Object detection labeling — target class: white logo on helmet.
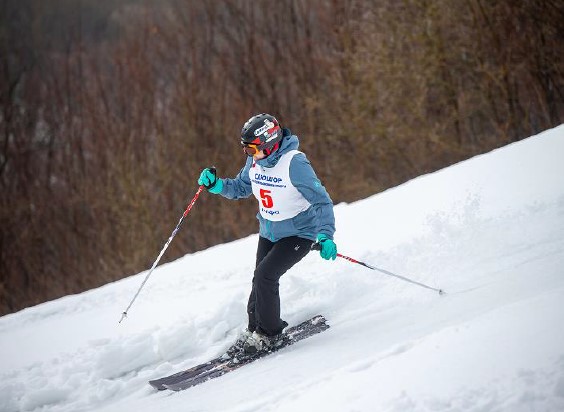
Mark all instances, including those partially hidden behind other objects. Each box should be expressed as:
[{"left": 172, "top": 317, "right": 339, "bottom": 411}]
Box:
[{"left": 254, "top": 119, "right": 275, "bottom": 137}]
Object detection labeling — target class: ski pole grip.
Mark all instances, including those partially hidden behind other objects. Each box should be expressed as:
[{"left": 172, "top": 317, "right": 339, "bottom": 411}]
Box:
[
  {"left": 204, "top": 166, "right": 217, "bottom": 190},
  {"left": 311, "top": 242, "right": 321, "bottom": 251}
]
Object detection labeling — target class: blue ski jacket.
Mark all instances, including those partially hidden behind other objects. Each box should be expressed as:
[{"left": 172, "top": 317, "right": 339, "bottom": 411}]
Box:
[{"left": 218, "top": 129, "right": 336, "bottom": 242}]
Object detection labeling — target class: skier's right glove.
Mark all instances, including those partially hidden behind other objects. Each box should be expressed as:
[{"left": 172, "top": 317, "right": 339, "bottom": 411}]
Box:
[{"left": 198, "top": 167, "right": 223, "bottom": 194}]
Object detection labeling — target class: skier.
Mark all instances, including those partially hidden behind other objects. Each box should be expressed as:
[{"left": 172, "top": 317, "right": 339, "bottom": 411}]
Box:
[{"left": 198, "top": 113, "right": 337, "bottom": 355}]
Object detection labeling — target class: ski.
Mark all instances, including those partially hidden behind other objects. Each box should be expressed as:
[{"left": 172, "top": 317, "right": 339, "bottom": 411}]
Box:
[
  {"left": 149, "top": 315, "right": 329, "bottom": 391},
  {"left": 148, "top": 357, "right": 226, "bottom": 391}
]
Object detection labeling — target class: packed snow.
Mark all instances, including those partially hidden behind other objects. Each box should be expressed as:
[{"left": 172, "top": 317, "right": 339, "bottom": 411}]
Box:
[{"left": 1, "top": 125, "right": 564, "bottom": 412}]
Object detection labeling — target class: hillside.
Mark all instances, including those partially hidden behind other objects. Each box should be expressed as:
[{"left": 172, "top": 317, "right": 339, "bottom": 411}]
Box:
[{"left": 1, "top": 125, "right": 563, "bottom": 411}]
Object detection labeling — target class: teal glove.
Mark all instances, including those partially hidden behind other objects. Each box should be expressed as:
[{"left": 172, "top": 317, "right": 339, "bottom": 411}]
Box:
[
  {"left": 316, "top": 233, "right": 337, "bottom": 260},
  {"left": 198, "top": 168, "right": 223, "bottom": 194}
]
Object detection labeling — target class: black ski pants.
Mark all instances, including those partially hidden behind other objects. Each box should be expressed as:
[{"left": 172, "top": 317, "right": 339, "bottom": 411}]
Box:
[{"left": 247, "top": 236, "right": 312, "bottom": 336}]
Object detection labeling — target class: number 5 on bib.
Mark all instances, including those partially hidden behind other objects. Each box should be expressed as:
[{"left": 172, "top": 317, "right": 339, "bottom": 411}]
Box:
[{"left": 260, "top": 189, "right": 273, "bottom": 208}]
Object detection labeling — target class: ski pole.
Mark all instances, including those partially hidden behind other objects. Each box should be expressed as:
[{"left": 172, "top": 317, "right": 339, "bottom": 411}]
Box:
[
  {"left": 119, "top": 184, "right": 205, "bottom": 323},
  {"left": 311, "top": 243, "right": 445, "bottom": 295}
]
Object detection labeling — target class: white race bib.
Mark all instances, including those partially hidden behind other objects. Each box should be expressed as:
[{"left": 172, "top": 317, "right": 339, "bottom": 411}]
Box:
[{"left": 249, "top": 150, "right": 311, "bottom": 221}]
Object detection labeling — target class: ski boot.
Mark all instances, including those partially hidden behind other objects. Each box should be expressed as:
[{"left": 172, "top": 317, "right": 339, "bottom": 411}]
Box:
[
  {"left": 223, "top": 328, "right": 254, "bottom": 359},
  {"left": 242, "top": 322, "right": 290, "bottom": 355}
]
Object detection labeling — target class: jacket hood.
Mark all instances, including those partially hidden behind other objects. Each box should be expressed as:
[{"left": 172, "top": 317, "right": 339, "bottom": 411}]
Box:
[{"left": 256, "top": 128, "right": 299, "bottom": 168}]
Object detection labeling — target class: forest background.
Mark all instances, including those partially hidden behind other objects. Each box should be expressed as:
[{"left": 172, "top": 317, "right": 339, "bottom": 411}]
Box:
[{"left": 1, "top": 0, "right": 562, "bottom": 315}]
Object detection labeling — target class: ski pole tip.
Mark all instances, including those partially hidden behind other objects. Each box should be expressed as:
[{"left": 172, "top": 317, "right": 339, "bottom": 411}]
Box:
[
  {"left": 118, "top": 311, "right": 128, "bottom": 324},
  {"left": 438, "top": 289, "right": 446, "bottom": 296}
]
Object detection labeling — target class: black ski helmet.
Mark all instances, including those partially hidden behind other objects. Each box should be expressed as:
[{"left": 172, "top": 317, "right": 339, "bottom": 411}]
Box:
[{"left": 241, "top": 113, "right": 283, "bottom": 151}]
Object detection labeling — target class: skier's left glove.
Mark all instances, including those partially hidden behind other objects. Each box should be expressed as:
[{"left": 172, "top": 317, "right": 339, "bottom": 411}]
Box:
[
  {"left": 316, "top": 233, "right": 337, "bottom": 260},
  {"left": 198, "top": 167, "right": 223, "bottom": 194}
]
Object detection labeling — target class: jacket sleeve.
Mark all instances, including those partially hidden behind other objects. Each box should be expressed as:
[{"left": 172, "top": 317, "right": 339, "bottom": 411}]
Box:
[
  {"left": 218, "top": 157, "right": 253, "bottom": 200},
  {"left": 289, "top": 154, "right": 336, "bottom": 239}
]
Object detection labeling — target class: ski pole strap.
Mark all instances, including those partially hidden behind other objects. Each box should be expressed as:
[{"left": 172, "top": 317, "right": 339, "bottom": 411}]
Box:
[
  {"left": 311, "top": 242, "right": 444, "bottom": 295},
  {"left": 203, "top": 167, "right": 217, "bottom": 190}
]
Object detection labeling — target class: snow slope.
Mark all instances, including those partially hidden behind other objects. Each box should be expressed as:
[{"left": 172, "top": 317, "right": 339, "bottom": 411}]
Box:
[{"left": 1, "top": 125, "right": 564, "bottom": 412}]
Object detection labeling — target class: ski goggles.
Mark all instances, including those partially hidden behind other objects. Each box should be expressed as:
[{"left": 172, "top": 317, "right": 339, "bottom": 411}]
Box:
[{"left": 241, "top": 142, "right": 261, "bottom": 156}]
